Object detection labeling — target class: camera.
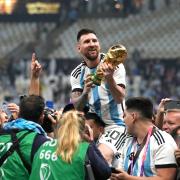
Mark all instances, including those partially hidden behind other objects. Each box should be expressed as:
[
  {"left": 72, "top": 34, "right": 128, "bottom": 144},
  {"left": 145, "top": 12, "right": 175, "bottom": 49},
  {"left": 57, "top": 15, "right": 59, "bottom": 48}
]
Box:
[
  {"left": 42, "top": 107, "right": 56, "bottom": 133},
  {"left": 44, "top": 107, "right": 56, "bottom": 120}
]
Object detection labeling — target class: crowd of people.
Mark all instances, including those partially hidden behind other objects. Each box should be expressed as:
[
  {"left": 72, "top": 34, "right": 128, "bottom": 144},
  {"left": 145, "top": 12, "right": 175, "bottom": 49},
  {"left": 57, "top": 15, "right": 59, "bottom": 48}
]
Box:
[
  {"left": 1, "top": 50, "right": 179, "bottom": 111},
  {"left": 0, "top": 0, "right": 178, "bottom": 109},
  {"left": 59, "top": 0, "right": 173, "bottom": 23},
  {"left": 126, "top": 54, "right": 180, "bottom": 109},
  {"left": 0, "top": 28, "right": 179, "bottom": 180}
]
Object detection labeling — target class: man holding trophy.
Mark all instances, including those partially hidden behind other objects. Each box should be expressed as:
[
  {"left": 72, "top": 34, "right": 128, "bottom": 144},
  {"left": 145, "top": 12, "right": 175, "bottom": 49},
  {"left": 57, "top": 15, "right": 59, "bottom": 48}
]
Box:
[{"left": 70, "top": 28, "right": 127, "bottom": 166}]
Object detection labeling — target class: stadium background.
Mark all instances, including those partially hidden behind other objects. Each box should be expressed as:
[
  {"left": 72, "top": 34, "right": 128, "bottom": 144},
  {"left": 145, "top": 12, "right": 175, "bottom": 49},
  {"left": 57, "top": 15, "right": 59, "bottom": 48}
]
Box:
[{"left": 0, "top": 0, "right": 179, "bottom": 110}]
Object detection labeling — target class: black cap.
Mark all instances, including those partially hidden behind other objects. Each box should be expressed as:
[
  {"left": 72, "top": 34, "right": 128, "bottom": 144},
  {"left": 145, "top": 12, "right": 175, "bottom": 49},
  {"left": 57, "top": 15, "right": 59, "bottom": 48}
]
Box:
[
  {"left": 84, "top": 112, "right": 105, "bottom": 127},
  {"left": 62, "top": 103, "right": 75, "bottom": 114}
]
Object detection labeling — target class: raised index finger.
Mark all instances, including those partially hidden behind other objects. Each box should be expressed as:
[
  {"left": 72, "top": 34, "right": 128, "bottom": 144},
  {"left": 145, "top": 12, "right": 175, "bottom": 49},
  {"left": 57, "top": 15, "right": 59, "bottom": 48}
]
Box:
[{"left": 32, "top": 53, "right": 36, "bottom": 63}]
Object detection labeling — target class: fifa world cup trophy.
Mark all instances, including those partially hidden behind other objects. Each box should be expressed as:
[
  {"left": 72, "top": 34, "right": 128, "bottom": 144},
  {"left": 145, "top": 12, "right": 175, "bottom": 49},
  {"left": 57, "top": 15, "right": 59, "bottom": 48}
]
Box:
[{"left": 91, "top": 44, "right": 127, "bottom": 85}]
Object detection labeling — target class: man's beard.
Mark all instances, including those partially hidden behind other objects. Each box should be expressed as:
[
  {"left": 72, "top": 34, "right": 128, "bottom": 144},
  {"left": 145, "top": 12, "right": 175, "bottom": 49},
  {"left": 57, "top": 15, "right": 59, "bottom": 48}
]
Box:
[
  {"left": 85, "top": 55, "right": 98, "bottom": 61},
  {"left": 84, "top": 50, "right": 99, "bottom": 61}
]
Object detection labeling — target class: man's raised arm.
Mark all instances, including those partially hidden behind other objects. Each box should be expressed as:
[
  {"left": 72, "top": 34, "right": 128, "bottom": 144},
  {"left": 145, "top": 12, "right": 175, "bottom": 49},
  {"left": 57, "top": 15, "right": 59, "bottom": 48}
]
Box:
[{"left": 29, "top": 53, "right": 42, "bottom": 95}]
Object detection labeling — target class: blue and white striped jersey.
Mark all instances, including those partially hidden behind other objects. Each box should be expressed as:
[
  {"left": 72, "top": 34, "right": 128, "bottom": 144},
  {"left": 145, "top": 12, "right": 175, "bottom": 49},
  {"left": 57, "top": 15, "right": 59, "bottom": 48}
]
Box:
[
  {"left": 118, "top": 128, "right": 177, "bottom": 177},
  {"left": 70, "top": 53, "right": 126, "bottom": 126}
]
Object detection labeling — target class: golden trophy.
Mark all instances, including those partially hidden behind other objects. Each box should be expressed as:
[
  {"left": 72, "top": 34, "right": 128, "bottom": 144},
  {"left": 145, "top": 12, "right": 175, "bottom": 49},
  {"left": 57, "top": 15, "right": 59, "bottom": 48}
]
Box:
[{"left": 91, "top": 44, "right": 127, "bottom": 85}]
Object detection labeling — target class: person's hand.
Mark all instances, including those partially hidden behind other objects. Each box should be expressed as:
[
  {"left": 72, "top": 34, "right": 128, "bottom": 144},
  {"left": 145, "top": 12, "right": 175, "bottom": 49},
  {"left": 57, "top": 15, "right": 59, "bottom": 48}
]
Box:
[
  {"left": 7, "top": 103, "right": 19, "bottom": 119},
  {"left": 83, "top": 124, "right": 94, "bottom": 142},
  {"left": 175, "top": 149, "right": 180, "bottom": 166},
  {"left": 0, "top": 109, "right": 8, "bottom": 126},
  {"left": 157, "top": 98, "right": 171, "bottom": 113},
  {"left": 54, "top": 108, "right": 63, "bottom": 122},
  {"left": 110, "top": 168, "right": 129, "bottom": 180},
  {"left": 100, "top": 62, "right": 114, "bottom": 81},
  {"left": 47, "top": 114, "right": 57, "bottom": 125},
  {"left": 83, "top": 74, "right": 94, "bottom": 95},
  {"left": 31, "top": 53, "right": 42, "bottom": 78}
]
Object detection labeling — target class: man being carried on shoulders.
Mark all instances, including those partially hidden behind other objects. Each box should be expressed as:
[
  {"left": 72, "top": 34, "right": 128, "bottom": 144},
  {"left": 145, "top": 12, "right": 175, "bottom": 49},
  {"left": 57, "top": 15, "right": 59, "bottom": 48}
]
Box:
[{"left": 70, "top": 28, "right": 127, "bottom": 165}]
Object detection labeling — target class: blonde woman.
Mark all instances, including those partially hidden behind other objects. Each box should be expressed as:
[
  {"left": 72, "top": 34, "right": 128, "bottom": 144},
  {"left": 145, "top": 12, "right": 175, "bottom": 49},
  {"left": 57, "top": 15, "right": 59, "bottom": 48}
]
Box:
[{"left": 30, "top": 110, "right": 111, "bottom": 180}]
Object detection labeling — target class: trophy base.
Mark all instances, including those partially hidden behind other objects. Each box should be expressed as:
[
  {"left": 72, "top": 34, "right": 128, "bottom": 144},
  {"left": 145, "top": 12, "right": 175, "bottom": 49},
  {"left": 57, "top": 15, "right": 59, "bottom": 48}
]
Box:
[{"left": 91, "top": 74, "right": 102, "bottom": 86}]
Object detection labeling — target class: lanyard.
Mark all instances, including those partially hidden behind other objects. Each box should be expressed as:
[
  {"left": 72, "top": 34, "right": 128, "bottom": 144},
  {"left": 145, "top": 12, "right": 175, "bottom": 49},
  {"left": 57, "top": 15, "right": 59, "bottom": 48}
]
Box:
[{"left": 129, "top": 126, "right": 153, "bottom": 176}]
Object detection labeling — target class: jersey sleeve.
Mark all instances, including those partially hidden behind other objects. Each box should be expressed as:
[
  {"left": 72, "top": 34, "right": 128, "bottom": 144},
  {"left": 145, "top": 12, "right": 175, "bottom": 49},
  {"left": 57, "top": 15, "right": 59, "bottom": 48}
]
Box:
[
  {"left": 70, "top": 64, "right": 83, "bottom": 91},
  {"left": 154, "top": 133, "right": 177, "bottom": 168},
  {"left": 113, "top": 63, "right": 126, "bottom": 86}
]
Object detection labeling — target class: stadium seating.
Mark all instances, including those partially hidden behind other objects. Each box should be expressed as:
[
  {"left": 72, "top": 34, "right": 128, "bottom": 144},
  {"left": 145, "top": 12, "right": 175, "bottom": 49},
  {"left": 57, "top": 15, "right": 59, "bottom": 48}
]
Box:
[{"left": 49, "top": 4, "right": 180, "bottom": 59}]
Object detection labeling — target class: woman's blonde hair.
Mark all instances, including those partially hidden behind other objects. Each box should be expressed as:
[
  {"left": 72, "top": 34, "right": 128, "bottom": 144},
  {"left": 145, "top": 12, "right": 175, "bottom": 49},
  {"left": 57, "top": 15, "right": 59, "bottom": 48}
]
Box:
[{"left": 56, "top": 110, "right": 85, "bottom": 163}]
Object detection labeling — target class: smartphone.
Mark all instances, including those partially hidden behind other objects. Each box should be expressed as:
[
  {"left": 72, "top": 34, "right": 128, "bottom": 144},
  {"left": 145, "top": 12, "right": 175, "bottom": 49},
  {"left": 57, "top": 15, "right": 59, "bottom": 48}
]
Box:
[
  {"left": 111, "top": 167, "right": 119, "bottom": 173},
  {"left": 164, "top": 100, "right": 180, "bottom": 111},
  {"left": 1, "top": 102, "right": 12, "bottom": 119}
]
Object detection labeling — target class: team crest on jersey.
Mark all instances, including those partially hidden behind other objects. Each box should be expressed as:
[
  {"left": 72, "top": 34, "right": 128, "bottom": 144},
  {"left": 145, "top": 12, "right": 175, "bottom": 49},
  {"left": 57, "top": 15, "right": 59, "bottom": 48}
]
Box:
[
  {"left": 0, "top": 168, "right": 4, "bottom": 179},
  {"left": 40, "top": 163, "right": 51, "bottom": 180}
]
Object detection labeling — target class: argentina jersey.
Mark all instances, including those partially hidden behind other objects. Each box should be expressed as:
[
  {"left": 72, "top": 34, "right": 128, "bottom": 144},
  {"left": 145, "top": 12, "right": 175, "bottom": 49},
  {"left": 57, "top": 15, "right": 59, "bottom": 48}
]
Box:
[
  {"left": 70, "top": 53, "right": 126, "bottom": 126},
  {"left": 120, "top": 128, "right": 177, "bottom": 177}
]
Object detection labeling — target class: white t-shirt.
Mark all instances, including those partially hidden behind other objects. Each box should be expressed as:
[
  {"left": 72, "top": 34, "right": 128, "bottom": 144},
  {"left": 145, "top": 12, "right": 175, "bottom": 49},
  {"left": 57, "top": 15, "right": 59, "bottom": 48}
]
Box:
[
  {"left": 70, "top": 53, "right": 126, "bottom": 126},
  {"left": 118, "top": 128, "right": 177, "bottom": 176}
]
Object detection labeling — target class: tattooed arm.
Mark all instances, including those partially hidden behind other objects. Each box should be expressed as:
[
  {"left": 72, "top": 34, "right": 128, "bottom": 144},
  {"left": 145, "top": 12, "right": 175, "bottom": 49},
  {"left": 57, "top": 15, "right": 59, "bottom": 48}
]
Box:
[{"left": 71, "top": 74, "right": 93, "bottom": 111}]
